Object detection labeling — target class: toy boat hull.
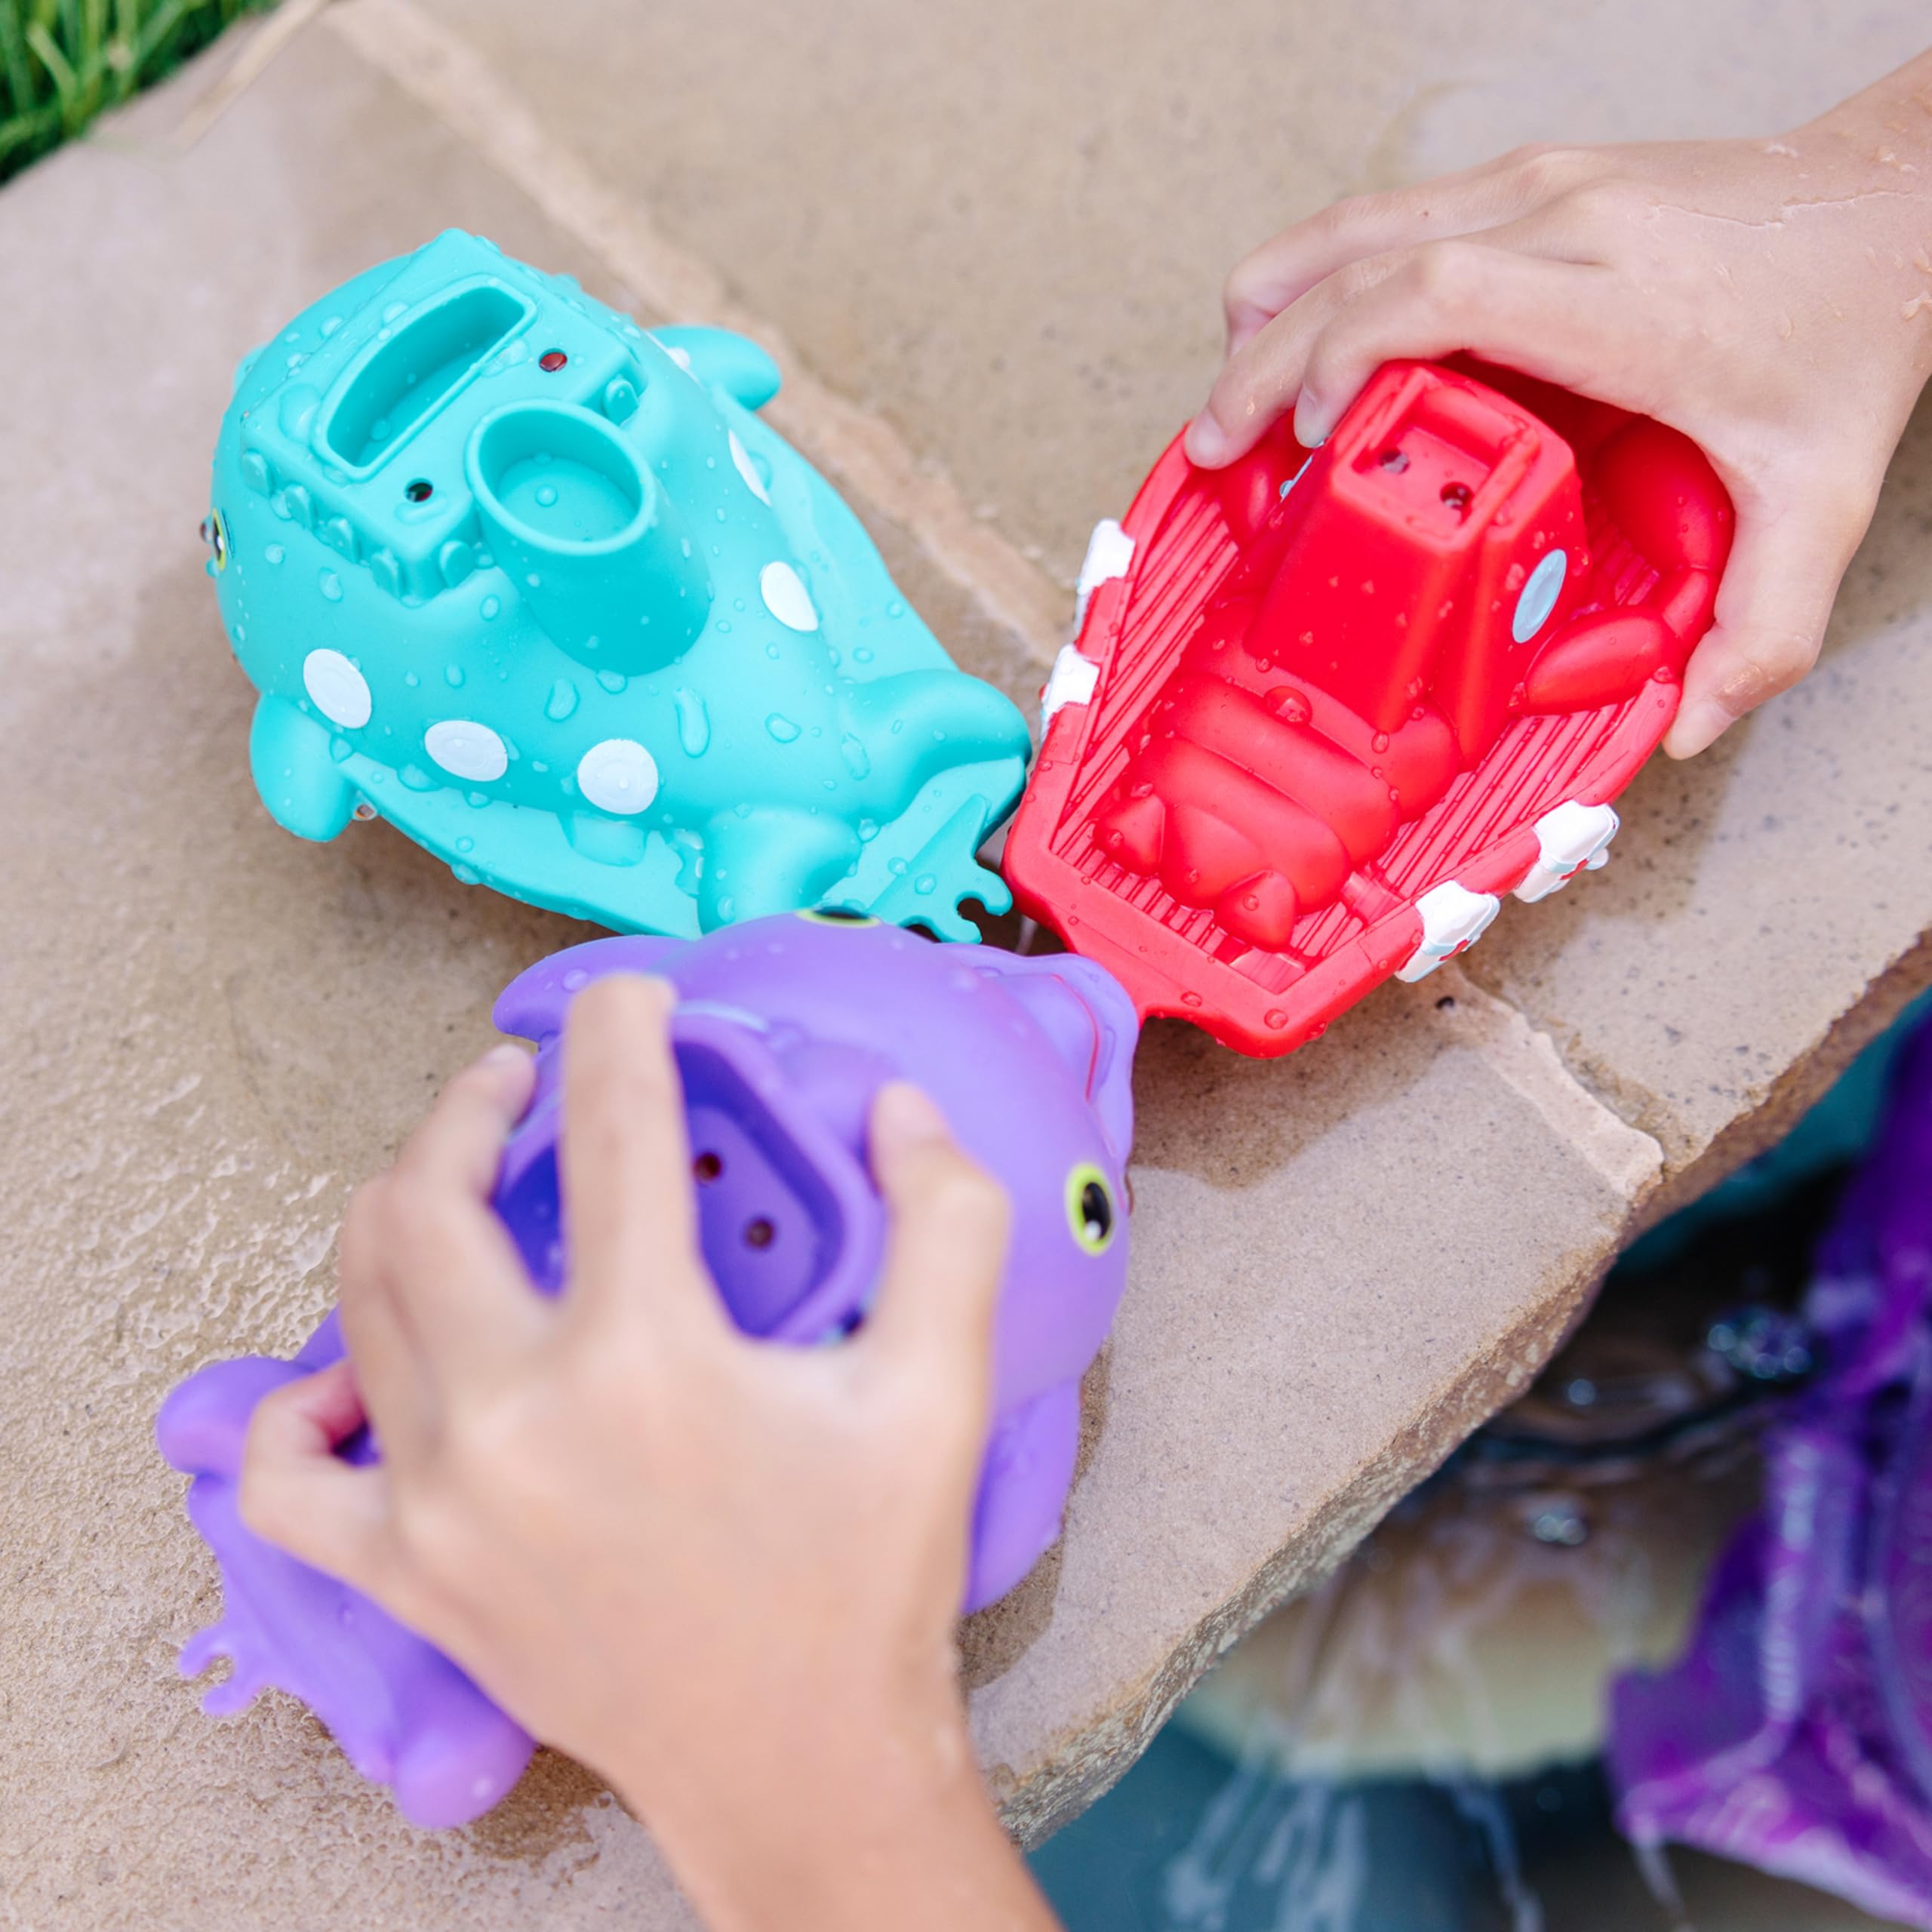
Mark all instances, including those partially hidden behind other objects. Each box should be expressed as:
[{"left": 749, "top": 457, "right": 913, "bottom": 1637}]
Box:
[{"left": 1005, "top": 361, "right": 1733, "bottom": 1055}]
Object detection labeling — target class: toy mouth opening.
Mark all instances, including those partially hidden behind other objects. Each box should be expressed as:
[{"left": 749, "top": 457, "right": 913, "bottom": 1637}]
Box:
[
  {"left": 321, "top": 280, "right": 534, "bottom": 475},
  {"left": 494, "top": 1014, "right": 882, "bottom": 1342}
]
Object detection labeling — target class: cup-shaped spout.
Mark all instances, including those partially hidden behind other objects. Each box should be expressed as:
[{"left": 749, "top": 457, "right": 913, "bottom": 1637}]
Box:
[{"left": 466, "top": 399, "right": 709, "bottom": 673}]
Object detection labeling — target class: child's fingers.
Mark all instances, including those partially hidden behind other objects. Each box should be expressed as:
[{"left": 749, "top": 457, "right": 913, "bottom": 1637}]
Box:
[
  {"left": 1190, "top": 238, "right": 1617, "bottom": 468},
  {"left": 859, "top": 1084, "right": 1009, "bottom": 1417},
  {"left": 392, "top": 1044, "right": 535, "bottom": 1201},
  {"left": 238, "top": 1360, "right": 391, "bottom": 1591},
  {"left": 1222, "top": 148, "right": 1586, "bottom": 354},
  {"left": 334, "top": 1174, "right": 436, "bottom": 1469},
  {"left": 1663, "top": 495, "right": 1869, "bottom": 757},
  {"left": 368, "top": 1046, "right": 549, "bottom": 1381},
  {"left": 1287, "top": 248, "right": 1635, "bottom": 447},
  {"left": 558, "top": 976, "right": 718, "bottom": 1339}
]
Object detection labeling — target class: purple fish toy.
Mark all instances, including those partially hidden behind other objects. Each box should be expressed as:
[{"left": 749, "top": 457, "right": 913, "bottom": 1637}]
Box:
[
  {"left": 158, "top": 913, "right": 1138, "bottom": 1828},
  {"left": 1611, "top": 1010, "right": 1932, "bottom": 1925}
]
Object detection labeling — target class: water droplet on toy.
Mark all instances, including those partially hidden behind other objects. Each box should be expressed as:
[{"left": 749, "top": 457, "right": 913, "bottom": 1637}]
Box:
[
  {"left": 445, "top": 665, "right": 465, "bottom": 688},
  {"left": 452, "top": 863, "right": 480, "bottom": 884},
  {"left": 456, "top": 836, "right": 475, "bottom": 854},
  {"left": 765, "top": 713, "right": 801, "bottom": 743},
  {"left": 318, "top": 570, "right": 343, "bottom": 601},
  {"left": 913, "top": 874, "right": 938, "bottom": 896},
  {"left": 596, "top": 669, "right": 626, "bottom": 694},
  {"left": 1372, "top": 732, "right": 1390, "bottom": 752},
  {"left": 716, "top": 896, "right": 736, "bottom": 921},
  {"left": 404, "top": 671, "right": 420, "bottom": 688},
  {"left": 888, "top": 857, "right": 909, "bottom": 876},
  {"left": 480, "top": 595, "right": 501, "bottom": 620},
  {"left": 857, "top": 818, "right": 878, "bottom": 841},
  {"left": 886, "top": 599, "right": 905, "bottom": 619},
  {"left": 1181, "top": 991, "right": 1203, "bottom": 1008},
  {"left": 764, "top": 642, "right": 781, "bottom": 660},
  {"left": 1264, "top": 1009, "right": 1288, "bottom": 1029},
  {"left": 562, "top": 968, "right": 589, "bottom": 992},
  {"left": 264, "top": 543, "right": 285, "bottom": 565},
  {"left": 675, "top": 688, "right": 710, "bottom": 756},
  {"left": 838, "top": 734, "right": 870, "bottom": 781},
  {"left": 328, "top": 737, "right": 352, "bottom": 764},
  {"left": 539, "top": 679, "right": 578, "bottom": 722}
]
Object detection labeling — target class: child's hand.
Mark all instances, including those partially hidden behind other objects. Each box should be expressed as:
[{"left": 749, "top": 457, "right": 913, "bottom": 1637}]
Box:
[
  {"left": 238, "top": 977, "right": 1057, "bottom": 1932},
  {"left": 1186, "top": 51, "right": 1932, "bottom": 758}
]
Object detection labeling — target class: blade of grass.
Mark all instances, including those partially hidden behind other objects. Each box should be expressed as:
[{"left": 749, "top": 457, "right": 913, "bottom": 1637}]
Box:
[
  {"left": 0, "top": 10, "right": 38, "bottom": 118},
  {"left": 0, "top": 98, "right": 60, "bottom": 157},
  {"left": 131, "top": 0, "right": 190, "bottom": 66},
  {"left": 108, "top": 0, "right": 140, "bottom": 100},
  {"left": 23, "top": 20, "right": 80, "bottom": 131}
]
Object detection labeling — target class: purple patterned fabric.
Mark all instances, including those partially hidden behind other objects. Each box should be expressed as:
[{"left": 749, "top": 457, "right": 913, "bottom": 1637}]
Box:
[
  {"left": 1611, "top": 1012, "right": 1932, "bottom": 1923},
  {"left": 158, "top": 916, "right": 1138, "bottom": 1826}
]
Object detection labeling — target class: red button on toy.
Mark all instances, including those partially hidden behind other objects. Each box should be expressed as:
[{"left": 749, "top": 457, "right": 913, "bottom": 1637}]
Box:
[{"left": 1004, "top": 359, "right": 1734, "bottom": 1057}]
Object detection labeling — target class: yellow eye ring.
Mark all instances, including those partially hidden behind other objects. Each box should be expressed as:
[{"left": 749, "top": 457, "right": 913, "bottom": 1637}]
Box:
[
  {"left": 1064, "top": 1162, "right": 1118, "bottom": 1255},
  {"left": 795, "top": 906, "right": 879, "bottom": 927},
  {"left": 202, "top": 508, "right": 230, "bottom": 572}
]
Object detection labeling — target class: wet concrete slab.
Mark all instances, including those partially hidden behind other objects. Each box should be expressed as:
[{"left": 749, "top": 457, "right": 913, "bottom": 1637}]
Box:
[{"left": 5, "top": 2, "right": 1931, "bottom": 1924}]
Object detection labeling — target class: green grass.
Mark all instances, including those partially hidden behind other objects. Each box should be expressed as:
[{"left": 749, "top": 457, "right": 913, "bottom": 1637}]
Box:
[{"left": 0, "top": 0, "right": 278, "bottom": 183}]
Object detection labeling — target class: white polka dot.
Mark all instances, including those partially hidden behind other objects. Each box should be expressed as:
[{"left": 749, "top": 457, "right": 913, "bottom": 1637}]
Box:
[
  {"left": 728, "top": 430, "right": 771, "bottom": 505},
  {"left": 759, "top": 560, "right": 818, "bottom": 632},
  {"left": 303, "top": 649, "right": 371, "bottom": 728},
  {"left": 425, "top": 719, "right": 508, "bottom": 783},
  {"left": 1512, "top": 548, "right": 1568, "bottom": 643},
  {"left": 577, "top": 738, "right": 660, "bottom": 815}
]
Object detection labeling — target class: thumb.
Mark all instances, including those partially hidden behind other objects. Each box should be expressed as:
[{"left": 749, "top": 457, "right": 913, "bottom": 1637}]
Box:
[
  {"left": 858, "top": 1084, "right": 1010, "bottom": 1403},
  {"left": 1664, "top": 494, "right": 1868, "bottom": 758}
]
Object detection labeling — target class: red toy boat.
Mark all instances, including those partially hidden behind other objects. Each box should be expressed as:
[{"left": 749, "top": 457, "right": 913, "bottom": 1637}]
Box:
[{"left": 1004, "top": 359, "right": 1734, "bottom": 1056}]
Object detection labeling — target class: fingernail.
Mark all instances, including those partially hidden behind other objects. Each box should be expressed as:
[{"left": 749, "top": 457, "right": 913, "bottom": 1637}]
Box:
[
  {"left": 1292, "top": 392, "right": 1331, "bottom": 450},
  {"left": 1184, "top": 413, "right": 1231, "bottom": 467},
  {"left": 481, "top": 1043, "right": 529, "bottom": 1073},
  {"left": 873, "top": 1081, "right": 949, "bottom": 1145},
  {"left": 1665, "top": 697, "right": 1730, "bottom": 759}
]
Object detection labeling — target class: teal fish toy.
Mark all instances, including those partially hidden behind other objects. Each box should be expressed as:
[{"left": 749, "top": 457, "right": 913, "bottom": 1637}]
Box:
[{"left": 206, "top": 230, "right": 1030, "bottom": 939}]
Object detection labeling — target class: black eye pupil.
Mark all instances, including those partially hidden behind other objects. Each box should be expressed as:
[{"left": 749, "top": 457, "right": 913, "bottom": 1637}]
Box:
[
  {"left": 813, "top": 906, "right": 867, "bottom": 921},
  {"left": 1080, "top": 1180, "right": 1112, "bottom": 1243}
]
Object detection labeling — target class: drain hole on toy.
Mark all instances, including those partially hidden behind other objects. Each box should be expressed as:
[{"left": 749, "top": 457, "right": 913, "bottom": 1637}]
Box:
[{"left": 323, "top": 281, "right": 531, "bottom": 472}]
